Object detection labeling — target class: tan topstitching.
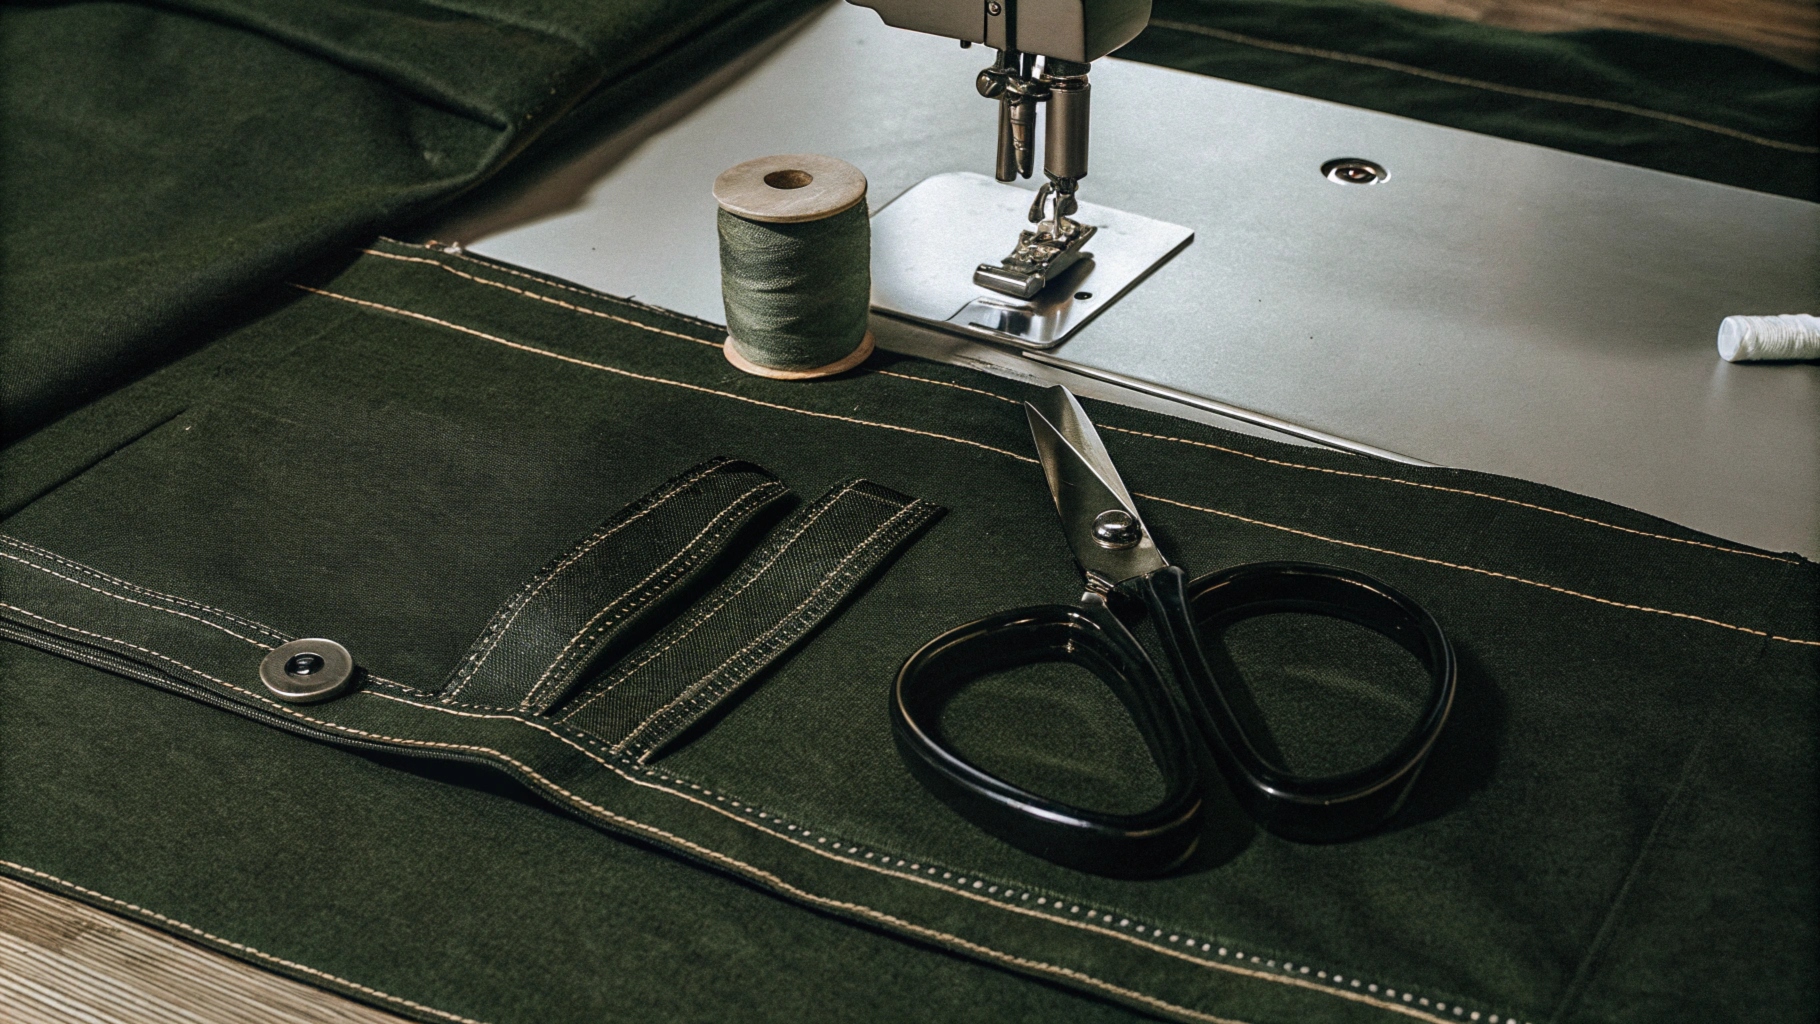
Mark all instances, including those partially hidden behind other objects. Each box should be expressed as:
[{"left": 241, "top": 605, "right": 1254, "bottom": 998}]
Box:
[
  {"left": 294, "top": 283, "right": 1817, "bottom": 649},
  {"left": 618, "top": 497, "right": 926, "bottom": 754},
  {"left": 290, "top": 284, "right": 1037, "bottom": 466},
  {"left": 0, "top": 547, "right": 1490, "bottom": 1024},
  {"left": 0, "top": 599, "right": 1250, "bottom": 1024},
  {"left": 361, "top": 249, "right": 721, "bottom": 346},
  {"left": 1100, "top": 424, "right": 1794, "bottom": 562},
  {"left": 451, "top": 464, "right": 743, "bottom": 695},
  {"left": 0, "top": 550, "right": 276, "bottom": 652},
  {"left": 520, "top": 480, "right": 785, "bottom": 710},
  {"left": 0, "top": 536, "right": 292, "bottom": 641},
  {"left": 374, "top": 248, "right": 1794, "bottom": 566},
  {"left": 1136, "top": 490, "right": 1820, "bottom": 648},
  {"left": 875, "top": 371, "right": 1791, "bottom": 563},
  {"left": 563, "top": 482, "right": 860, "bottom": 729},
  {"left": 428, "top": 242, "right": 731, "bottom": 334}
]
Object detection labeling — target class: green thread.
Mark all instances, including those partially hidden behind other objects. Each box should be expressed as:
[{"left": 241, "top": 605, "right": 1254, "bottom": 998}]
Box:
[{"left": 717, "top": 202, "right": 871, "bottom": 371}]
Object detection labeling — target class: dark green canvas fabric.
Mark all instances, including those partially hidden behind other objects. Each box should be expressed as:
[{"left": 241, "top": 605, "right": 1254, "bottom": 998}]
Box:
[
  {"left": 0, "top": 0, "right": 821, "bottom": 440},
  {"left": 3, "top": 3, "right": 1816, "bottom": 1022},
  {"left": 1116, "top": 0, "right": 1819, "bottom": 200},
  {"left": 0, "top": 241, "right": 1813, "bottom": 1023}
]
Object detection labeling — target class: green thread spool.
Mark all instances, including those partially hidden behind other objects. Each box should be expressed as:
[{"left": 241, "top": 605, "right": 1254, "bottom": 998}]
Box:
[{"left": 713, "top": 154, "right": 874, "bottom": 379}]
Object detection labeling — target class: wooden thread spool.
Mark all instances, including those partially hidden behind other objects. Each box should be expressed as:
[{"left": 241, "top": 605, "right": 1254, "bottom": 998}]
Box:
[{"left": 713, "top": 154, "right": 874, "bottom": 379}]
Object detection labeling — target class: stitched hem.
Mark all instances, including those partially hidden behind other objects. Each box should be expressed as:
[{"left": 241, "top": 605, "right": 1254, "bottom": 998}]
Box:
[
  {"left": 522, "top": 478, "right": 785, "bottom": 711},
  {"left": 282, "top": 283, "right": 1820, "bottom": 649},
  {"left": 561, "top": 481, "right": 859, "bottom": 725},
  {"left": 375, "top": 242, "right": 1801, "bottom": 567},
  {"left": 620, "top": 494, "right": 937, "bottom": 757},
  {"left": 0, "top": 543, "right": 1534, "bottom": 1024}
]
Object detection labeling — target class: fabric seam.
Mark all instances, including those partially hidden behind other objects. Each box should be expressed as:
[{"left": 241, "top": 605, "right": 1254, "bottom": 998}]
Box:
[
  {"left": 447, "top": 459, "right": 735, "bottom": 695},
  {"left": 622, "top": 494, "right": 939, "bottom": 752},
  {"left": 0, "top": 559, "right": 1527, "bottom": 1024},
  {"left": 282, "top": 284, "right": 1820, "bottom": 648},
  {"left": 0, "top": 601, "right": 1257, "bottom": 1024},
  {"left": 361, "top": 249, "right": 720, "bottom": 346},
  {"left": 519, "top": 478, "right": 785, "bottom": 710},
  {"left": 561, "top": 481, "right": 860, "bottom": 725}
]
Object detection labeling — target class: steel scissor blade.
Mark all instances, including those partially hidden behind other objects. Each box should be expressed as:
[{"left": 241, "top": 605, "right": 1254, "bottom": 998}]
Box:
[{"left": 1025, "top": 386, "right": 1168, "bottom": 588}]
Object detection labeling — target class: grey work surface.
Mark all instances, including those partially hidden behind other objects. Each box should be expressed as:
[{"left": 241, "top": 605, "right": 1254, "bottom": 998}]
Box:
[{"left": 462, "top": 2, "right": 1820, "bottom": 557}]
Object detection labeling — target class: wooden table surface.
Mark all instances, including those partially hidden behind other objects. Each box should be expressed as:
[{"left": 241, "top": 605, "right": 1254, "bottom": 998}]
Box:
[{"left": 0, "top": 876, "right": 410, "bottom": 1024}]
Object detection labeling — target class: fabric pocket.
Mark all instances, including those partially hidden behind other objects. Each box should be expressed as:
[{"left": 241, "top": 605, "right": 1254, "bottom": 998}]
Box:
[{"left": 438, "top": 458, "right": 790, "bottom": 713}]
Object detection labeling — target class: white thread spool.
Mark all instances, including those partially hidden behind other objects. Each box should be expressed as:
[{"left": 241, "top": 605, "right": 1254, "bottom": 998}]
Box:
[{"left": 1716, "top": 314, "right": 1820, "bottom": 362}]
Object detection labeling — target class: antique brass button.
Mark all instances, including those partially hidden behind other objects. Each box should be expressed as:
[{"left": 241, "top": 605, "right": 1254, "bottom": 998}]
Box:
[{"left": 260, "top": 638, "right": 357, "bottom": 703}]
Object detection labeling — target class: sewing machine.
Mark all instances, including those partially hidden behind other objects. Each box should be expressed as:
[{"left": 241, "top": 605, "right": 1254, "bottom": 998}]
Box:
[
  {"left": 462, "top": 3, "right": 1817, "bottom": 557},
  {"left": 851, "top": 0, "right": 1195, "bottom": 348}
]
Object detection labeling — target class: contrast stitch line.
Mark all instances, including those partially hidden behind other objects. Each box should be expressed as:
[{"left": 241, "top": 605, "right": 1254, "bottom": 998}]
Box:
[
  {"left": 618, "top": 496, "right": 923, "bottom": 753},
  {"left": 362, "top": 690, "right": 1472, "bottom": 1024},
  {"left": 1098, "top": 425, "right": 1795, "bottom": 563},
  {"left": 876, "top": 370, "right": 1021, "bottom": 404},
  {"left": 0, "top": 603, "right": 1245, "bottom": 1024},
  {"left": 1147, "top": 19, "right": 1820, "bottom": 154},
  {"left": 562, "top": 482, "right": 860, "bottom": 726},
  {"left": 1136, "top": 491, "right": 1820, "bottom": 648},
  {"left": 289, "top": 285, "right": 1036, "bottom": 465},
  {"left": 332, "top": 704, "right": 1243, "bottom": 1024},
  {"left": 0, "top": 862, "right": 492, "bottom": 1024},
  {"left": 355, "top": 241, "right": 1798, "bottom": 572},
  {"left": 452, "top": 464, "right": 716, "bottom": 694},
  {"left": 525, "top": 480, "right": 786, "bottom": 709},
  {"left": 453, "top": 464, "right": 752, "bottom": 696},
  {"left": 402, "top": 241, "right": 729, "bottom": 333},
  {"left": 0, "top": 551, "right": 276, "bottom": 651},
  {"left": 288, "top": 289, "right": 1819, "bottom": 646},
  {"left": 869, "top": 370, "right": 1791, "bottom": 564},
  {"left": 360, "top": 250, "right": 721, "bottom": 347},
  {"left": 0, "top": 536, "right": 291, "bottom": 641}
]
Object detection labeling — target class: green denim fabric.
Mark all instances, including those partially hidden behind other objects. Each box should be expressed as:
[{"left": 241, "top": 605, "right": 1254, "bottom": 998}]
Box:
[
  {"left": 1116, "top": 0, "right": 1819, "bottom": 200},
  {"left": 0, "top": 0, "right": 821, "bottom": 440},
  {"left": 1, "top": 241, "right": 1813, "bottom": 1023}
]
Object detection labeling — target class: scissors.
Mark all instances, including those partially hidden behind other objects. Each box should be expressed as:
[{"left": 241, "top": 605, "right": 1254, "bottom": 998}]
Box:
[{"left": 891, "top": 386, "right": 1456, "bottom": 877}]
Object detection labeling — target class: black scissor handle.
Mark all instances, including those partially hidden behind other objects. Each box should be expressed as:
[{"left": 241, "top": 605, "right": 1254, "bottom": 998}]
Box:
[
  {"left": 892, "top": 564, "right": 1456, "bottom": 876},
  {"left": 891, "top": 599, "right": 1206, "bottom": 878},
  {"left": 1149, "top": 562, "right": 1457, "bottom": 844}
]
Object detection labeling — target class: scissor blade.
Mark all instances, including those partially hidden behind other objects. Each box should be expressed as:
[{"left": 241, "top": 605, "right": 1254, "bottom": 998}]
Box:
[{"left": 1025, "top": 386, "right": 1168, "bottom": 588}]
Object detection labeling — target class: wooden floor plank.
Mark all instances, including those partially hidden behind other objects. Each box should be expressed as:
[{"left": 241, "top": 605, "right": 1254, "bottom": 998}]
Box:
[{"left": 0, "top": 876, "right": 419, "bottom": 1024}]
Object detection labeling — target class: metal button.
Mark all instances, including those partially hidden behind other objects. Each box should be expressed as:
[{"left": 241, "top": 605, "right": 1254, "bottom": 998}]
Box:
[{"left": 260, "top": 638, "right": 357, "bottom": 703}]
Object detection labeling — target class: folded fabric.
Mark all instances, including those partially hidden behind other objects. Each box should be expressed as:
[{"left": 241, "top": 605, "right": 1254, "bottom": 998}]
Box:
[
  {"left": 2, "top": 241, "right": 1811, "bottom": 1023},
  {"left": 0, "top": 0, "right": 821, "bottom": 440}
]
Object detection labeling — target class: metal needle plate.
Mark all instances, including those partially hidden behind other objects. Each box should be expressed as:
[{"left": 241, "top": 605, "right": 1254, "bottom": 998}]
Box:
[{"left": 869, "top": 172, "right": 1193, "bottom": 349}]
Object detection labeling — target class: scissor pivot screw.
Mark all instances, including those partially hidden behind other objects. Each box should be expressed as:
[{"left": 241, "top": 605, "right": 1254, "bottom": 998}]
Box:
[{"left": 1092, "top": 510, "right": 1142, "bottom": 549}]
